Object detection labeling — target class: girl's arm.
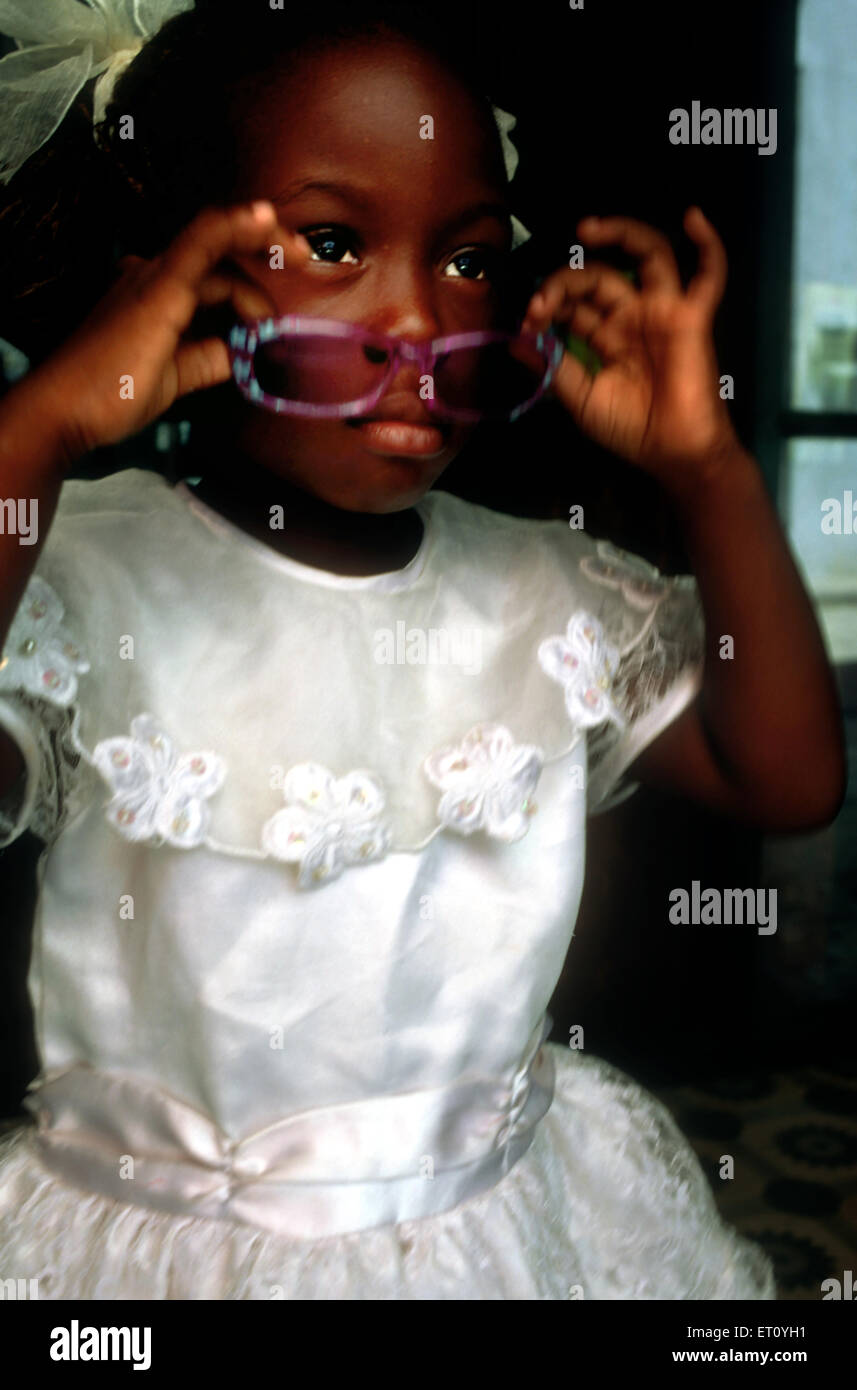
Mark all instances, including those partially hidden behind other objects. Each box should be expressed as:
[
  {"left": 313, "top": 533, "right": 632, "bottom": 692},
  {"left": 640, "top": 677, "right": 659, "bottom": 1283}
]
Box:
[
  {"left": 521, "top": 209, "right": 846, "bottom": 831},
  {"left": 0, "top": 201, "right": 304, "bottom": 799}
]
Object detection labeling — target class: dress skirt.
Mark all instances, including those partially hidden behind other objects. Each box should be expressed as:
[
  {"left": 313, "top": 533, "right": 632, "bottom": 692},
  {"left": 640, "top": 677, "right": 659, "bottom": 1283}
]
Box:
[{"left": 0, "top": 1044, "right": 776, "bottom": 1300}]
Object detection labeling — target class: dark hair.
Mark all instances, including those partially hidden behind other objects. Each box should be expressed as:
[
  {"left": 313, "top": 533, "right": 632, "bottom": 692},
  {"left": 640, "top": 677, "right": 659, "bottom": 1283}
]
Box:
[{"left": 0, "top": 0, "right": 511, "bottom": 365}]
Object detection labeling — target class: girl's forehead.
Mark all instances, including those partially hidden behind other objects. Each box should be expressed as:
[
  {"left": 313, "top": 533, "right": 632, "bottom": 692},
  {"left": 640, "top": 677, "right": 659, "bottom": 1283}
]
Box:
[{"left": 237, "top": 39, "right": 506, "bottom": 192}]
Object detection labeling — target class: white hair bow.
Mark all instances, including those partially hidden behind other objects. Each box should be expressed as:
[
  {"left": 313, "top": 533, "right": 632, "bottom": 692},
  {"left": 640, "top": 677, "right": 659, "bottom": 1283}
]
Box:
[
  {"left": 0, "top": 0, "right": 530, "bottom": 244},
  {"left": 0, "top": 0, "right": 194, "bottom": 184},
  {"left": 491, "top": 103, "right": 531, "bottom": 249}
]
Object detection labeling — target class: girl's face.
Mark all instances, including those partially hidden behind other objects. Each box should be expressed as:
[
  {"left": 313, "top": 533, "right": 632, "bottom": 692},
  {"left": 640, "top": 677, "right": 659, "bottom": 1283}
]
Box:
[{"left": 225, "top": 36, "right": 516, "bottom": 514}]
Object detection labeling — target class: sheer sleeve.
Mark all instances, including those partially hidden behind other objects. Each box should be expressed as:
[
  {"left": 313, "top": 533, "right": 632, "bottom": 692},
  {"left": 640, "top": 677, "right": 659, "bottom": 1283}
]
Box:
[
  {"left": 564, "top": 540, "right": 706, "bottom": 816},
  {"left": 0, "top": 575, "right": 89, "bottom": 849}
]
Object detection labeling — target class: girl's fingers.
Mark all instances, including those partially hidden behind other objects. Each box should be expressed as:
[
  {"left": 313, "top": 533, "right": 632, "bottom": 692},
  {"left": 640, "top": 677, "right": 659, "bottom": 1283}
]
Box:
[
  {"left": 577, "top": 215, "right": 682, "bottom": 294},
  {"left": 523, "top": 263, "right": 637, "bottom": 333},
  {"left": 548, "top": 342, "right": 598, "bottom": 415},
  {"left": 683, "top": 206, "right": 728, "bottom": 314},
  {"left": 195, "top": 270, "right": 276, "bottom": 320},
  {"left": 195, "top": 273, "right": 240, "bottom": 307},
  {"left": 564, "top": 301, "right": 630, "bottom": 361},
  {"left": 171, "top": 336, "right": 232, "bottom": 400},
  {"left": 563, "top": 301, "right": 602, "bottom": 338},
  {"left": 227, "top": 277, "right": 279, "bottom": 322},
  {"left": 155, "top": 202, "right": 308, "bottom": 329}
]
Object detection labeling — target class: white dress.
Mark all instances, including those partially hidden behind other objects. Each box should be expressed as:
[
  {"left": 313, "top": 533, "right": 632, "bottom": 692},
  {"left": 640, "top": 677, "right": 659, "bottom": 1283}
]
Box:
[{"left": 0, "top": 468, "right": 775, "bottom": 1300}]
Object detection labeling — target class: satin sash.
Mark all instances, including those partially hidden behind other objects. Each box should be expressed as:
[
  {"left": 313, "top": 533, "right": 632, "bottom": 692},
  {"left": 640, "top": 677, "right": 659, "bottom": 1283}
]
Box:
[{"left": 24, "top": 1014, "right": 556, "bottom": 1240}]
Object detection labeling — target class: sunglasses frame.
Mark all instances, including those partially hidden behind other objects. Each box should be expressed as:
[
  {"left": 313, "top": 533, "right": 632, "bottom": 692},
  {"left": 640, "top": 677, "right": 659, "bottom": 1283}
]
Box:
[{"left": 227, "top": 315, "right": 565, "bottom": 423}]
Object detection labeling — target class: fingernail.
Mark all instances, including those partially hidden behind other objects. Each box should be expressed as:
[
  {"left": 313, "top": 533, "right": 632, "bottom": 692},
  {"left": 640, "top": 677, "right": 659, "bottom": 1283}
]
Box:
[{"left": 249, "top": 200, "right": 276, "bottom": 221}]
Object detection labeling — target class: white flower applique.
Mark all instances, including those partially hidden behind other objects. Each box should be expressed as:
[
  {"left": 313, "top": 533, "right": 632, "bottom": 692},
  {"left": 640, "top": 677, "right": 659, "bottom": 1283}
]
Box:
[
  {"left": 538, "top": 612, "right": 625, "bottom": 730},
  {"left": 261, "top": 764, "right": 392, "bottom": 888},
  {"left": 92, "top": 715, "right": 225, "bottom": 848},
  {"left": 423, "top": 724, "right": 543, "bottom": 842},
  {"left": 0, "top": 575, "right": 89, "bottom": 705},
  {"left": 580, "top": 540, "right": 671, "bottom": 611}
]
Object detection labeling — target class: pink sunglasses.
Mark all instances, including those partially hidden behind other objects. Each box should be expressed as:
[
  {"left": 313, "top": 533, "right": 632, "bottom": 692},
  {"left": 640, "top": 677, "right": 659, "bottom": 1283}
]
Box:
[{"left": 228, "top": 315, "right": 565, "bottom": 423}]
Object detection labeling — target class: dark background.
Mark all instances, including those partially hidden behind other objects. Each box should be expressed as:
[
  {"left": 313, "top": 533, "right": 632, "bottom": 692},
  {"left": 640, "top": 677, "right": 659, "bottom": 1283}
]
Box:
[{"left": 0, "top": 0, "right": 853, "bottom": 1121}]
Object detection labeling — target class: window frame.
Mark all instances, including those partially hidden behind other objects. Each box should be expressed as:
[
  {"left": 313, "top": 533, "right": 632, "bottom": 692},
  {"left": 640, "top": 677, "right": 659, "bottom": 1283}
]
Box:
[{"left": 753, "top": 0, "right": 857, "bottom": 676}]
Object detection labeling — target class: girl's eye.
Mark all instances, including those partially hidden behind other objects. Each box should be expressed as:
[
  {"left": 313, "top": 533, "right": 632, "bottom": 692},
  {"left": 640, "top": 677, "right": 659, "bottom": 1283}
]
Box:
[
  {"left": 302, "top": 227, "right": 360, "bottom": 264},
  {"left": 444, "top": 248, "right": 503, "bottom": 281}
]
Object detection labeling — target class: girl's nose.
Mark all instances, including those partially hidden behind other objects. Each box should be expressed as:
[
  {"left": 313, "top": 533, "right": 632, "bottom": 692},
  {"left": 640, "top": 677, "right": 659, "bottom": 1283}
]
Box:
[
  {"left": 367, "top": 304, "right": 439, "bottom": 393},
  {"left": 364, "top": 265, "right": 442, "bottom": 345},
  {"left": 383, "top": 357, "right": 428, "bottom": 398}
]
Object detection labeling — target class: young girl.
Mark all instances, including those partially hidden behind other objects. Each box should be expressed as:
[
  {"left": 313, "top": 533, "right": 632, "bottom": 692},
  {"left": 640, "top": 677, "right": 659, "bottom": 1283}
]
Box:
[{"left": 0, "top": 0, "right": 845, "bottom": 1300}]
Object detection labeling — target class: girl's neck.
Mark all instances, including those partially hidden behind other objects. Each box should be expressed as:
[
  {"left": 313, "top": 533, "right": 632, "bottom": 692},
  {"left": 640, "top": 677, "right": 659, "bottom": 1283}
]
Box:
[{"left": 186, "top": 453, "right": 426, "bottom": 578}]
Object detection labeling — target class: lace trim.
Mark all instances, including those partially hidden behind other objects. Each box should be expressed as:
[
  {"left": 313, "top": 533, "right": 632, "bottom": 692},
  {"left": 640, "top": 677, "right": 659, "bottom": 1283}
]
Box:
[
  {"left": 0, "top": 693, "right": 86, "bottom": 846},
  {"left": 587, "top": 570, "right": 705, "bottom": 811}
]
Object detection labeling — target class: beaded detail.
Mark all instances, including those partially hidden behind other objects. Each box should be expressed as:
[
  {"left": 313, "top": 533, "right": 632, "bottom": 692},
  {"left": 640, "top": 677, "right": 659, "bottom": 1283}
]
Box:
[
  {"left": 423, "top": 723, "right": 543, "bottom": 843},
  {"left": 261, "top": 764, "right": 392, "bottom": 888},
  {"left": 1, "top": 577, "right": 662, "bottom": 881},
  {"left": 537, "top": 612, "right": 625, "bottom": 730},
  {"left": 0, "top": 575, "right": 89, "bottom": 707},
  {"left": 92, "top": 715, "right": 225, "bottom": 849}
]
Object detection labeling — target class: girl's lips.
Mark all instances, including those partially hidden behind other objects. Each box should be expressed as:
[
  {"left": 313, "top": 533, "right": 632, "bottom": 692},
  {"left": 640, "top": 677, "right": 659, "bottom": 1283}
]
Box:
[{"left": 347, "top": 419, "right": 449, "bottom": 457}]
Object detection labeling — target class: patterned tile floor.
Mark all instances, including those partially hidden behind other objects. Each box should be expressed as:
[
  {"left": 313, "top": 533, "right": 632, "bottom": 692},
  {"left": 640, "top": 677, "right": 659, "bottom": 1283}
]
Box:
[
  {"left": 652, "top": 1061, "right": 857, "bottom": 1300},
  {"left": 649, "top": 691, "right": 857, "bottom": 1302}
]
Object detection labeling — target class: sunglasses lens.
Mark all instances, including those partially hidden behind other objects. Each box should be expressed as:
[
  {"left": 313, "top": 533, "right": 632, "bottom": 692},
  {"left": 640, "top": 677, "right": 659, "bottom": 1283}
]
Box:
[
  {"left": 248, "top": 329, "right": 551, "bottom": 418},
  {"left": 254, "top": 335, "right": 392, "bottom": 407},
  {"left": 433, "top": 337, "right": 550, "bottom": 419}
]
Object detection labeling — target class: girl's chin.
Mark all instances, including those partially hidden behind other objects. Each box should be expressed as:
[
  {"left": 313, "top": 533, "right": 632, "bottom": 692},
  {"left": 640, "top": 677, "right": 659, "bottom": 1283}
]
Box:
[
  {"left": 320, "top": 460, "right": 452, "bottom": 512},
  {"left": 333, "top": 484, "right": 437, "bottom": 515},
  {"left": 366, "top": 470, "right": 450, "bottom": 511},
  {"left": 232, "top": 442, "right": 453, "bottom": 510}
]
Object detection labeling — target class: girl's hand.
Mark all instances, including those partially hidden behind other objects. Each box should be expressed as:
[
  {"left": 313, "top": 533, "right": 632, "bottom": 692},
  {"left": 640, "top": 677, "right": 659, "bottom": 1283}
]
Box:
[
  {"left": 29, "top": 202, "right": 309, "bottom": 466},
  {"left": 520, "top": 207, "right": 740, "bottom": 485}
]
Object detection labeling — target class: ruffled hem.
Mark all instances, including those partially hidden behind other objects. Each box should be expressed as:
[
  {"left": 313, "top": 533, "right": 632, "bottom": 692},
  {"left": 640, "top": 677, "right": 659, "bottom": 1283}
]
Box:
[{"left": 0, "top": 1047, "right": 776, "bottom": 1300}]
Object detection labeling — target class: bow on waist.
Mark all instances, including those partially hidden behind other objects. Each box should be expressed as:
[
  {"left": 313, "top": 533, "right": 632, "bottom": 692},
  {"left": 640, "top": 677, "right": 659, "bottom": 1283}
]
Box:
[{"left": 25, "top": 1015, "right": 555, "bottom": 1240}]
